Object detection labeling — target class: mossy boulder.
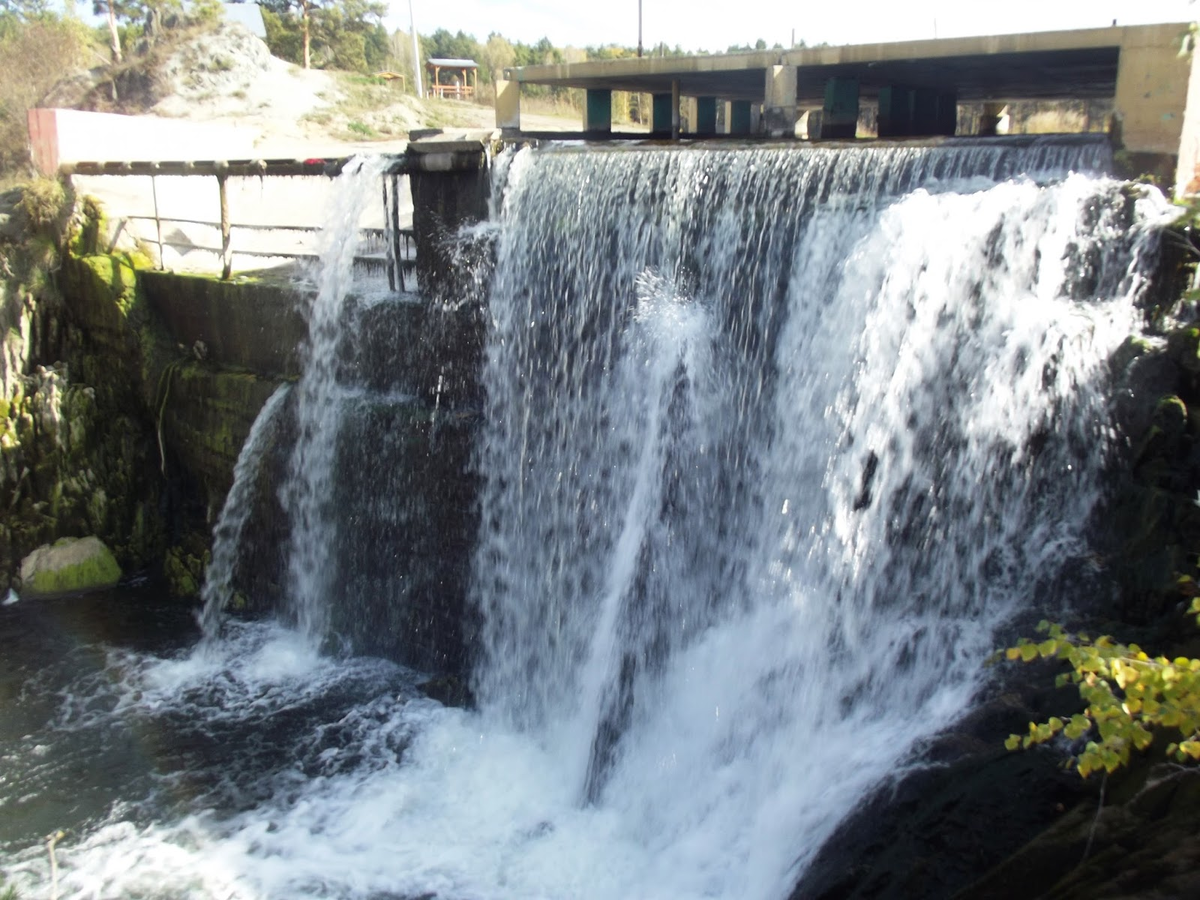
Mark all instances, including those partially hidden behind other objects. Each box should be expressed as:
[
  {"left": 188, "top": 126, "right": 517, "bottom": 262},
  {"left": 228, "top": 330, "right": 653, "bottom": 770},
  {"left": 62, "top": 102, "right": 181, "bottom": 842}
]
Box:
[{"left": 18, "top": 535, "right": 121, "bottom": 597}]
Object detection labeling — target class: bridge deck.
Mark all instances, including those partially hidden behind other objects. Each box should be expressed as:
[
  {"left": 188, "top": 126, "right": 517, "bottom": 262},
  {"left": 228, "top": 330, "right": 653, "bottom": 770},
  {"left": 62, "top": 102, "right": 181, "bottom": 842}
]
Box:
[{"left": 502, "top": 24, "right": 1181, "bottom": 104}]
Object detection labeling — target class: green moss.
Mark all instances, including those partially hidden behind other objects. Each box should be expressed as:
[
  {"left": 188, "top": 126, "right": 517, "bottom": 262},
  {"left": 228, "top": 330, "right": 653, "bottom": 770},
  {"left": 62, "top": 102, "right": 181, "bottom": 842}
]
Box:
[
  {"left": 163, "top": 544, "right": 205, "bottom": 597},
  {"left": 1154, "top": 394, "right": 1188, "bottom": 425},
  {"left": 22, "top": 537, "right": 121, "bottom": 597},
  {"left": 1110, "top": 334, "right": 1153, "bottom": 375},
  {"left": 20, "top": 177, "right": 67, "bottom": 234},
  {"left": 1167, "top": 326, "right": 1200, "bottom": 374}
]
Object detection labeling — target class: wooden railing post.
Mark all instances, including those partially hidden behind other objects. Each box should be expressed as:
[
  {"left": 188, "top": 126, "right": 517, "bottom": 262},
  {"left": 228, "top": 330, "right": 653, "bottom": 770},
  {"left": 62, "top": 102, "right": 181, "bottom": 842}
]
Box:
[{"left": 217, "top": 171, "right": 232, "bottom": 280}]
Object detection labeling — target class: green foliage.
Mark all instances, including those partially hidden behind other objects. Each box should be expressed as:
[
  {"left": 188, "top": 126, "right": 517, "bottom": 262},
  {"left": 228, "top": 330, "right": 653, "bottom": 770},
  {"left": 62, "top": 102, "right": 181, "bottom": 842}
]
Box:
[
  {"left": 259, "top": 0, "right": 386, "bottom": 72},
  {"left": 189, "top": 0, "right": 222, "bottom": 24},
  {"left": 1003, "top": 605, "right": 1200, "bottom": 777},
  {"left": 0, "top": 12, "right": 90, "bottom": 176},
  {"left": 20, "top": 176, "right": 66, "bottom": 232}
]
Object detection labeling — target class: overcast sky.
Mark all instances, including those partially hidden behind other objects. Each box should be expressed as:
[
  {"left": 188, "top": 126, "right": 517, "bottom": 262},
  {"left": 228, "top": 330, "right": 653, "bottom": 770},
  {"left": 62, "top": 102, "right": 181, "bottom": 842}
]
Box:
[{"left": 387, "top": 0, "right": 1197, "bottom": 52}]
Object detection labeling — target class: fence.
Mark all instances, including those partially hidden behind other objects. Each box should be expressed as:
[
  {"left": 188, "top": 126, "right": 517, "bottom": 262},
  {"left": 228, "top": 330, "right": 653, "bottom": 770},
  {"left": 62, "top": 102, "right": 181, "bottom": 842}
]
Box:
[{"left": 66, "top": 158, "right": 416, "bottom": 288}]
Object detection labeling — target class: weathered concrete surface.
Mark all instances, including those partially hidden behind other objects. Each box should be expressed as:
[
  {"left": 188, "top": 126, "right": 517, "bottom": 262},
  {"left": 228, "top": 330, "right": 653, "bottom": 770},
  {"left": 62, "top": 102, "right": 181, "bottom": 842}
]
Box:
[
  {"left": 141, "top": 271, "right": 307, "bottom": 377},
  {"left": 29, "top": 108, "right": 258, "bottom": 177}
]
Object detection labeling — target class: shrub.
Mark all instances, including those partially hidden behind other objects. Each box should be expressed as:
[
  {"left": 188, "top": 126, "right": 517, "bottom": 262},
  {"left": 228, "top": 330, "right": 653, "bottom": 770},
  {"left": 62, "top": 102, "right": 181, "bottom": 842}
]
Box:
[
  {"left": 1003, "top": 599, "right": 1200, "bottom": 777},
  {"left": 0, "top": 15, "right": 90, "bottom": 178},
  {"left": 20, "top": 176, "right": 66, "bottom": 232}
]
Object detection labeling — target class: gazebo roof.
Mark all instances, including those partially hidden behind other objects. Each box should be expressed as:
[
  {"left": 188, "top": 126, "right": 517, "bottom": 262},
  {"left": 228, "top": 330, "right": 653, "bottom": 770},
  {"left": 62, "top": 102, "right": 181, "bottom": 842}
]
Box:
[{"left": 427, "top": 58, "right": 478, "bottom": 68}]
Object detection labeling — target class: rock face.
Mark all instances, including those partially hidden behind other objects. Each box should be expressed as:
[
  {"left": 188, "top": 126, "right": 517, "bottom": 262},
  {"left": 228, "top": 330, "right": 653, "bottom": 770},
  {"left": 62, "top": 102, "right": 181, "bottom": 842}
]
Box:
[
  {"left": 2, "top": 184, "right": 168, "bottom": 588},
  {"left": 19, "top": 535, "right": 121, "bottom": 596}
]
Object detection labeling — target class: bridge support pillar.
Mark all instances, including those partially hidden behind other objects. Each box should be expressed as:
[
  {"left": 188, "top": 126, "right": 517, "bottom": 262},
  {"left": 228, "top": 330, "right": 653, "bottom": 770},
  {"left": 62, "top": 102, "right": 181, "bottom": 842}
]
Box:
[
  {"left": 1114, "top": 23, "right": 1200, "bottom": 194},
  {"left": 877, "top": 85, "right": 912, "bottom": 138},
  {"left": 495, "top": 79, "right": 521, "bottom": 131},
  {"left": 652, "top": 93, "right": 671, "bottom": 136},
  {"left": 728, "top": 100, "right": 752, "bottom": 135},
  {"left": 652, "top": 87, "right": 682, "bottom": 138},
  {"left": 763, "top": 65, "right": 798, "bottom": 137},
  {"left": 818, "top": 77, "right": 858, "bottom": 139},
  {"left": 696, "top": 96, "right": 718, "bottom": 134},
  {"left": 913, "top": 88, "right": 957, "bottom": 136},
  {"left": 585, "top": 89, "right": 613, "bottom": 134}
]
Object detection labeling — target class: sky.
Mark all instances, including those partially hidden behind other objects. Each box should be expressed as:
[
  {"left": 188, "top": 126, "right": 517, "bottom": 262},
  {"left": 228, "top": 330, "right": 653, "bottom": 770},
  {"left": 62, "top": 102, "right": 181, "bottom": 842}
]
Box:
[{"left": 387, "top": 0, "right": 1199, "bottom": 52}]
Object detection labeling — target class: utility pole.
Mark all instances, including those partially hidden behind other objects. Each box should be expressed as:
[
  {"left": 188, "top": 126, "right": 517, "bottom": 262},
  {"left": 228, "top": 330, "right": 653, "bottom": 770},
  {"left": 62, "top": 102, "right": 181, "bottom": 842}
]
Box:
[
  {"left": 638, "top": 0, "right": 643, "bottom": 58},
  {"left": 410, "top": 0, "right": 423, "bottom": 97}
]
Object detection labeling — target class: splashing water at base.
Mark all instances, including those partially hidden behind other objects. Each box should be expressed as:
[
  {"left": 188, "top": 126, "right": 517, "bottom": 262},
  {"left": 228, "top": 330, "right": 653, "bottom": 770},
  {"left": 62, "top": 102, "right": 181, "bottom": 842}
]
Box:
[{"left": 0, "top": 139, "right": 1181, "bottom": 900}]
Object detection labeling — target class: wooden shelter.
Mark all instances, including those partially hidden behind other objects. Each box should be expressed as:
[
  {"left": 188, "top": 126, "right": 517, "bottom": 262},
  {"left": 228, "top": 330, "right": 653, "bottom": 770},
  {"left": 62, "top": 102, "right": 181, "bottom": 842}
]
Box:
[{"left": 426, "top": 58, "right": 478, "bottom": 100}]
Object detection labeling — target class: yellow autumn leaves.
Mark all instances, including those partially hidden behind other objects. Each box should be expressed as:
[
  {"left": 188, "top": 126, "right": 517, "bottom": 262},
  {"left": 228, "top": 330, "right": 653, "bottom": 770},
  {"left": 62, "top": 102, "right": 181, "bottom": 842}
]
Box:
[{"left": 1001, "top": 602, "right": 1200, "bottom": 778}]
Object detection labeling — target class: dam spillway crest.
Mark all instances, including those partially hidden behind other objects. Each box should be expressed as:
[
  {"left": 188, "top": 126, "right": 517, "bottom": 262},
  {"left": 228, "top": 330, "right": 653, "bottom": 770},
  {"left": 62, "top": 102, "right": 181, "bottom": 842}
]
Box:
[{"left": 0, "top": 138, "right": 1182, "bottom": 899}]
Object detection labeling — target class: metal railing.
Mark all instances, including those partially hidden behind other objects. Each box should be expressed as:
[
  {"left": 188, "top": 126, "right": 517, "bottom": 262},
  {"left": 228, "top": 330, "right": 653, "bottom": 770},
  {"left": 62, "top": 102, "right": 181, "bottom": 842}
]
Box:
[{"left": 65, "top": 156, "right": 415, "bottom": 286}]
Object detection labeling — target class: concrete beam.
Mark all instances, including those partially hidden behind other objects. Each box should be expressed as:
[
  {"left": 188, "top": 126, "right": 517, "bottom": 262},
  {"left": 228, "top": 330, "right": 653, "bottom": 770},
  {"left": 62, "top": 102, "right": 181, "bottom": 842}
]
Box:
[{"left": 495, "top": 79, "right": 521, "bottom": 131}]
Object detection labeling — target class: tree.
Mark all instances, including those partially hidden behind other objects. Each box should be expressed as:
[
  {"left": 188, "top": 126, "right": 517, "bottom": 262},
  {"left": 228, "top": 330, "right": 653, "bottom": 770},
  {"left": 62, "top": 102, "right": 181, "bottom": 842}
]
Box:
[
  {"left": 92, "top": 0, "right": 123, "bottom": 62},
  {"left": 261, "top": 0, "right": 386, "bottom": 72},
  {"left": 0, "top": 11, "right": 88, "bottom": 174},
  {"left": 1003, "top": 600, "right": 1200, "bottom": 777},
  {"left": 479, "top": 32, "right": 513, "bottom": 85}
]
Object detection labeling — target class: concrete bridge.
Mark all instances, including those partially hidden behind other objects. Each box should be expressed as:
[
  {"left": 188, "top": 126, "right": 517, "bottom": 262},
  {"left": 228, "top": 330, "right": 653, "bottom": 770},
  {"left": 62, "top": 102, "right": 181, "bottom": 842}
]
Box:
[{"left": 494, "top": 22, "right": 1200, "bottom": 194}]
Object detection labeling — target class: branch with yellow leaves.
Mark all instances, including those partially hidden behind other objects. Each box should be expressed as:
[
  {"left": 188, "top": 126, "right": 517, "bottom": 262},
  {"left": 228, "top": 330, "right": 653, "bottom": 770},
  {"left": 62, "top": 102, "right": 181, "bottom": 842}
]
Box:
[{"left": 1001, "top": 598, "right": 1200, "bottom": 778}]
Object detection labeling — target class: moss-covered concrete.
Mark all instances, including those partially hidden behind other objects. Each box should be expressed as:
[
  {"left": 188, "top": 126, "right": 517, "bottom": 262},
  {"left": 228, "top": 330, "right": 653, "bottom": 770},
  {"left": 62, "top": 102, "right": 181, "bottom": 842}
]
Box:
[
  {"left": 140, "top": 271, "right": 308, "bottom": 377},
  {"left": 160, "top": 362, "right": 283, "bottom": 513}
]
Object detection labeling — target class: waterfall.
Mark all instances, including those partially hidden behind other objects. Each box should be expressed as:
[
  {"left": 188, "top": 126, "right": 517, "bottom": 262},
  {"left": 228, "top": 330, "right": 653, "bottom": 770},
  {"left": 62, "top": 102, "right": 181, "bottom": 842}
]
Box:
[
  {"left": 198, "top": 381, "right": 291, "bottom": 640},
  {"left": 11, "top": 139, "right": 1179, "bottom": 900},
  {"left": 469, "top": 139, "right": 1174, "bottom": 896},
  {"left": 279, "top": 155, "right": 391, "bottom": 643}
]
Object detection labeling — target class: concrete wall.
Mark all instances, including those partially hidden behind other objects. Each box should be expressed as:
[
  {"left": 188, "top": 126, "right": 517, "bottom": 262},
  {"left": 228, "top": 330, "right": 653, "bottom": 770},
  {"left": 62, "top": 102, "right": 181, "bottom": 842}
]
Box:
[
  {"left": 28, "top": 109, "right": 259, "bottom": 176},
  {"left": 1112, "top": 24, "right": 1200, "bottom": 195}
]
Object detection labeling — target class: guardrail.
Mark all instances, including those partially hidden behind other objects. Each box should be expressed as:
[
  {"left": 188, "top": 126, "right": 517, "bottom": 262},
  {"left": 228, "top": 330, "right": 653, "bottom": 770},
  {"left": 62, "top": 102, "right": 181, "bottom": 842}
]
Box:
[{"left": 65, "top": 155, "right": 415, "bottom": 285}]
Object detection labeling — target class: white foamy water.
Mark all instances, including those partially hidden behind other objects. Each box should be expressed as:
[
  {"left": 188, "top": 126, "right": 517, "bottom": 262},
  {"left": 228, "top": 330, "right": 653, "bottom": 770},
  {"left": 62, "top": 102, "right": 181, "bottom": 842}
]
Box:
[
  {"left": 0, "top": 140, "right": 1179, "bottom": 900},
  {"left": 280, "top": 155, "right": 392, "bottom": 643}
]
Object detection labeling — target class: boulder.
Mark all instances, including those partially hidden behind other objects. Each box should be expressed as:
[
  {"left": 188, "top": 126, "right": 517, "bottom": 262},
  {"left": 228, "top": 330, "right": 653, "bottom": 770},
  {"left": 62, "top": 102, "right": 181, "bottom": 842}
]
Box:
[{"left": 18, "top": 536, "right": 121, "bottom": 597}]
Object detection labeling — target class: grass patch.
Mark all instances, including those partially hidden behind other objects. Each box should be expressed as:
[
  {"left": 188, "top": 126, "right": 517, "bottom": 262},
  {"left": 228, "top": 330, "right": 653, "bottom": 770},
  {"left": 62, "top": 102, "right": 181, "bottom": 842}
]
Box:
[{"left": 346, "top": 120, "right": 376, "bottom": 137}]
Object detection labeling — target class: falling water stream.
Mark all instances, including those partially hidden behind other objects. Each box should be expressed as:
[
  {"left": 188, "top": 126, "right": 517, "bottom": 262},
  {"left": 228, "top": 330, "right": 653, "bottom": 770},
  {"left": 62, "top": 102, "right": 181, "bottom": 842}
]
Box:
[{"left": 0, "top": 139, "right": 1180, "bottom": 900}]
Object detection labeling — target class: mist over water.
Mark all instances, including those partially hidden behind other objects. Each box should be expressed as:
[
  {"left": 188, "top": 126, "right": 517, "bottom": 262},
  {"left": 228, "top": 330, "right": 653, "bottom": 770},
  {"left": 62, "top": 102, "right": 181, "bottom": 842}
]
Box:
[{"left": 0, "top": 140, "right": 1179, "bottom": 900}]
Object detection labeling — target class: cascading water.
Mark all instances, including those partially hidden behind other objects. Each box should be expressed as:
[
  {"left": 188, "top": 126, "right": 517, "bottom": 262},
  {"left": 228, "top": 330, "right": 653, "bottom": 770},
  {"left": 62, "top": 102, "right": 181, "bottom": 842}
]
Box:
[
  {"left": 0, "top": 138, "right": 1179, "bottom": 900},
  {"left": 279, "top": 155, "right": 392, "bottom": 642},
  {"left": 466, "top": 138, "right": 1173, "bottom": 896},
  {"left": 198, "top": 382, "right": 291, "bottom": 640}
]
